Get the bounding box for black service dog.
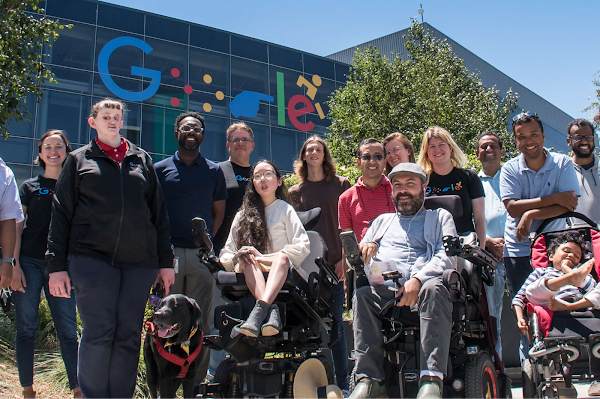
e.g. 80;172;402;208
144;294;205;398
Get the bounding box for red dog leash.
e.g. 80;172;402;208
145;321;204;379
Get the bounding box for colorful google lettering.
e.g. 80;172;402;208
98;36;326;133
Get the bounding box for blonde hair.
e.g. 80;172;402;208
293;135;337;183
417;126;467;176
382;132;415;174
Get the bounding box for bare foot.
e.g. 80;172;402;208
548;296;569;312
73;387;82;398
22;386;36;398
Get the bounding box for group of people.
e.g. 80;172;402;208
1;99;599;399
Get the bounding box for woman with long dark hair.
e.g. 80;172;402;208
220;160;310;337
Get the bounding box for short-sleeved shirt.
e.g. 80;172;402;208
155;152;228;248
500;150;580;257
0;158;24;223
289;176;352;265
338;175;395;243
426;167;484;234
213;160;252;253
19;176;56;259
478;168;507;240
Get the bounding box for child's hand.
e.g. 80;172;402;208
568;258;594;287
517;318;529;336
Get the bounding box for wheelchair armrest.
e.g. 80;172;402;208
316;257;339;285
340;231;365;275
192;217;214;254
443;235;498;286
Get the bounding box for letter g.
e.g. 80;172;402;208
98;37;161;101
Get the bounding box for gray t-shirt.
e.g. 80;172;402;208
368;212;427;287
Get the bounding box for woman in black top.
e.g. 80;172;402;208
417;126;486;248
12;130;80;398
47;98;175;398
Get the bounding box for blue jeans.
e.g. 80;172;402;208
68;255;157;398
505;256;534;363
330;282;349;390
484;261;505;361
13;256;79;389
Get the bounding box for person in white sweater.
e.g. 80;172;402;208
220;160;310;338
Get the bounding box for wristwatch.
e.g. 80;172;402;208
0;258;15;267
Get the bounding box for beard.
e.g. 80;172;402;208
178;133;202;151
572;144;595;159
393;190;424;216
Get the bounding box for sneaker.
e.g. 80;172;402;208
589;380;600;396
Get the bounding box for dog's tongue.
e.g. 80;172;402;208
158;326;172;338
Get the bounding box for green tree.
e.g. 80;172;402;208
0;0;70;139
583;70;600;128
327;20;519;167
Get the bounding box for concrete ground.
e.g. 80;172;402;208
510;382;593;398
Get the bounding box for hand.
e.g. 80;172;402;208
334;259;346;282
516;211;533;242
567;257;594;287
240;246;262;257
517;318;529;336
485;237;504;262
10;264;26;293
554;191;578;211
0;262;12;289
359;242;378;265
229;91;275;118
396;277;422;307
48;271;72;298
155;268;175;296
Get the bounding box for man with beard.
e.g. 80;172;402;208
567;119;600;225
348;163;456;399
154;112;227;388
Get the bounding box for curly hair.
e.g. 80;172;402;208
293;135;337;183
235;160;289;253
546;232;585;259
174;111;205;135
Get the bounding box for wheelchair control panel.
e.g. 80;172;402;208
443;235;498;286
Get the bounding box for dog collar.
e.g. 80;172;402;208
164;324;198;355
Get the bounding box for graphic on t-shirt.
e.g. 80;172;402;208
426;181;463;195
38;187;53;195
236;174;250;182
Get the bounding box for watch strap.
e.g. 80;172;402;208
0;258;15;266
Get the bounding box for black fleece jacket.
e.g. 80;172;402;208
46;139;174;273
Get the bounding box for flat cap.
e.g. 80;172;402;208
388;162;427;183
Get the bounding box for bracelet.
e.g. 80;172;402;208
0;258;15;267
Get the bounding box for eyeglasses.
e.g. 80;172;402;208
571;134;595;143
229;138;253;144
360;154;384;162
386;146;405;158
512;112;537;122
180;125;204;133
253;170;277;181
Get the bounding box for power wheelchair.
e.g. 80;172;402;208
341;195;511;398
192;209;341;398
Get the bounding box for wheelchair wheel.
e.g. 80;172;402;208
522;359;538;399
214;358;240;398
466;353;498;398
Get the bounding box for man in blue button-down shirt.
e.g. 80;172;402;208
476;132;507;361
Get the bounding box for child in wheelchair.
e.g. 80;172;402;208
219;160;310;338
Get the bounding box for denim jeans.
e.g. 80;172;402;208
68;255;157;398
484;261;505;360
13;256;79;389
505;256;534;363
330;282;349;390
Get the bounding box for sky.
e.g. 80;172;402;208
103;0;600;122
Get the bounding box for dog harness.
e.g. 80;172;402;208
145;321;204;379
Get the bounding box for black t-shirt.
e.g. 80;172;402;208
213;160;251;253
426;168;484;234
19;175;56;260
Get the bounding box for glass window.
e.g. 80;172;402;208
142;84;189;110
269;66;306;125
95;28;145;80
190;25;229;54
141;105;180;155
44;22;95;71
189;48;229;97
91;99;141;145
270;127;304;173
7;94;36;138
200;115;229;162
5;163;33;186
45;0;97;24
145;15;188;44
231;36;267;63
143;38;188;88
303;54;335;80
45;65;92;94
97;4;144;34
36;91;91;145
335;63;351;82
93;73;142;100
1;138;34;165
309;76;335;114
189;91;229;117
230;57;270;123
269;46;302;72
246;123;270;165
306;113;331;136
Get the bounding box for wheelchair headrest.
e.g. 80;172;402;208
300;231;328;278
191;217;213;252
424;195;463;219
297;207;321;230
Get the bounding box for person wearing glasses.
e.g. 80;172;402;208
382;132;416;174
154;111;228;388
499;111;579;362
338;138;395;244
220;160;310;337
566;119;599;226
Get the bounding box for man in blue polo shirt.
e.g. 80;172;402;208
500;112;579;362
154;111;227;386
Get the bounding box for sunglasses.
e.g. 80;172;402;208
512;112;537;122
360;154;384;162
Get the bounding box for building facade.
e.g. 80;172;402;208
4;0;349;183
